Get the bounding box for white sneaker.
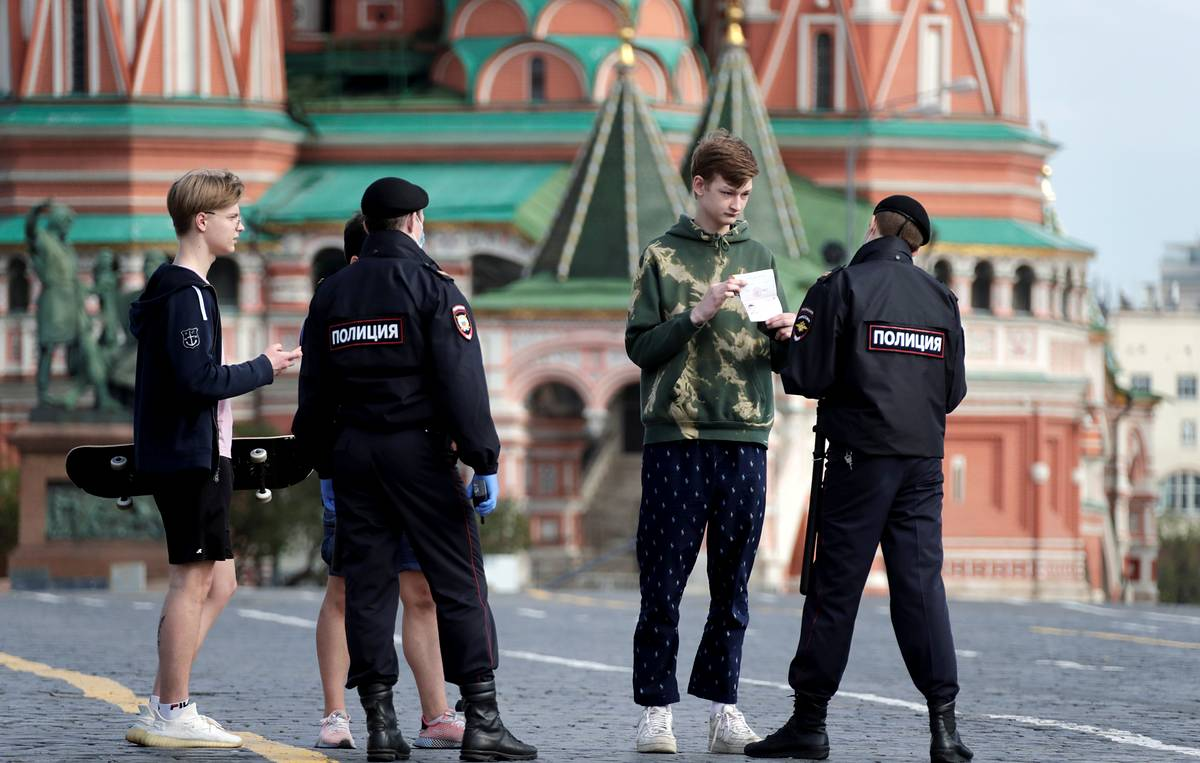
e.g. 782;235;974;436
133;703;243;748
124;703;156;744
708;705;762;754
316;710;356;749
636;705;677;754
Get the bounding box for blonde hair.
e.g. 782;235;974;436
167;169;244;235
874;210;923;252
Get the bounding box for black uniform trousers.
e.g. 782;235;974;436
788;443;959;707
333;426;498;690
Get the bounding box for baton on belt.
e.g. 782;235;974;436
799;426;826;595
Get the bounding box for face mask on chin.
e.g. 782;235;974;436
418;230;426;249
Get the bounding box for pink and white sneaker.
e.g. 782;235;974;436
315;710;356;749
413;709;464;749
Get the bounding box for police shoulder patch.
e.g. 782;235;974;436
452;305;473;340
792;311;812;342
866;322;945;358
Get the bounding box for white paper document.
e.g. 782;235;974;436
737;269;782;322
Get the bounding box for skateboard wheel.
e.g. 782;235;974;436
256;488;272;503
110;456;128;471
116;496;132;510
249;448;267;464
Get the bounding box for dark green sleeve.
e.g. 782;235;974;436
625;250;702;370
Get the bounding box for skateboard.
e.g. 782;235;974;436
65;435;312;510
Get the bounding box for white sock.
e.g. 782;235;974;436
149;694;159;707
156;699;191;721
711;702;727;716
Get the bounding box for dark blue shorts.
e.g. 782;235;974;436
322;503;420;577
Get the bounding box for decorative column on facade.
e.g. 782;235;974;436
239;254;266;315
1047;267;1064;320
1031;263;1054;319
950;258;974;315
264;239;313;313
1068;284;1086;325
119;251;145;293
990;259;1015;318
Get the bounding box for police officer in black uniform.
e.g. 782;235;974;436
746;196;972;763
293;177;536;762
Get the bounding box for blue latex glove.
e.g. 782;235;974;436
469;473;499;517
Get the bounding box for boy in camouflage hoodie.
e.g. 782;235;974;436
626;131;795;754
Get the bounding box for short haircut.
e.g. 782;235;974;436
875;210;924;252
363;214;410;234
166;169;244;235
344;212;367;263
689;129;759;188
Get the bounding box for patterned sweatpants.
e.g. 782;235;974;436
632;440;767;706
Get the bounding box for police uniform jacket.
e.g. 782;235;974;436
293;230;499;477
782;235;966;458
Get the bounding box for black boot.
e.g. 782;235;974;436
929;700;973;763
744;695;830;760
459;680;537;761
358;683;410;762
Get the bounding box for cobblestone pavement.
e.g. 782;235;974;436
2;585;1198;762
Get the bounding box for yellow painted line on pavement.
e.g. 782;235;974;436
1031;626;1200;650
0;650;336;762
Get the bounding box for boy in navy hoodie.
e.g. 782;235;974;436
126;169;300;748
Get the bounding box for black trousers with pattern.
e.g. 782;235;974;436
633;440;767;706
787;444;960;706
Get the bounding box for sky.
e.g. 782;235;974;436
1024;0;1200;304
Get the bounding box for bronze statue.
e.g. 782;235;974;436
24;201;116;411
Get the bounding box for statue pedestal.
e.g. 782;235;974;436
6;423;168;589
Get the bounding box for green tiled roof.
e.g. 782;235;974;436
441;0;698;38
686;42;814;272
0;102;302;135
532;67;688;280
447;36;693;99
248;162;569;241
772;118;1055;147
306;107;698;142
0;214;176;246
789;175;874;255
933;218;1093;252
473;274;631;311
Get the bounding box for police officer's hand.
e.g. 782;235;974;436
266;343;302;376
691;276;745;325
765;312;796;341
469;473;499;517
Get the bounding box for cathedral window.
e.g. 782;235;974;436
933;259;952;288
971;261;993;313
1013;265;1034;314
531;55;546;102
7;258;30;313
814;32;833;111
208;257;240;309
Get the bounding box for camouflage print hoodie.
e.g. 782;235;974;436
625;215;789;447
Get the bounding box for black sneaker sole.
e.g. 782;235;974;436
460;752;538;761
745;747;829;760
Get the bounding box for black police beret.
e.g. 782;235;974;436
361;177;429;219
874;194;930;245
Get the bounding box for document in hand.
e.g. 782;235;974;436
737;269;783;322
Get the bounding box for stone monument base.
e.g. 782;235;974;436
6;423;168;589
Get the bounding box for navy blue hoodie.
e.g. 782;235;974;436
130;263;273;475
